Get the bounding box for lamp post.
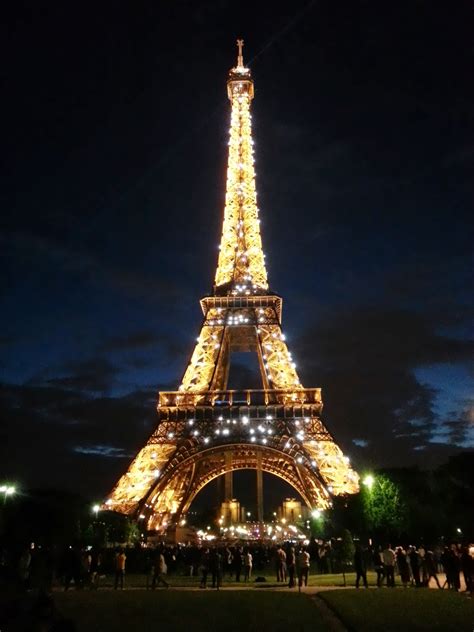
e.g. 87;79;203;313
362;474;375;490
0;485;16;504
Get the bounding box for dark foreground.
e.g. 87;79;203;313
3;588;473;632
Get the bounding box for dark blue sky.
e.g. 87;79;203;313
1;1;472;500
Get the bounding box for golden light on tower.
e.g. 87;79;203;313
103;41;359;532
215;41;267;291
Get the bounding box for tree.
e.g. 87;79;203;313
362;474;406;539
98;511;141;546
337;529;355;586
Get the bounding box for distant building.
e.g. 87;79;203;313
220;499;243;524
278;498;309;522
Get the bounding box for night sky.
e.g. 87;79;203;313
1;2;473;506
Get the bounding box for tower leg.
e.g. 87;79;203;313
225;452;233;500
256;452;264;524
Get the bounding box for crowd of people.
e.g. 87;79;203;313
193;544;311;589
2;538;473;593
362;543;474;591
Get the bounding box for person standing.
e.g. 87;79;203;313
408;546;421;587
114;548;126;590
225;547;233;577
287;547;296;588
199;548;210;589
243;549;253;582
233;547;243;582
382;545;396;587
354;544;368;588
418;544;428;585
297;547;310;588
276;546;287;582
461;546;473;594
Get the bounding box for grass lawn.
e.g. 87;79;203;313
54;591;329;632
320;588;474;632
79;570;378;589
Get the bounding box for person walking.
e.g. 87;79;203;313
382;545;396;587
63;546;81;591
114;548;126;590
354;544;368;588
89;548;102;590
408;546;421;587
372;546;385;587
425;550;442;589
396;547;410;587
210;548;222;590
152;547;170;589
297;547;310;588
18;546;32;592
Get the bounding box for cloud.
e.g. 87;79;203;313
294;305;473;467
96;330;188;360
298;307;473;372
45;358;122;393
0;382;157;496
73;445;133;458
1;231;180;301
0;336;18;347
97;331;162;353
435;405;474;447
353;439;369;448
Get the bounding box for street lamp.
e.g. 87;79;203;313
92;504;100;517
362;474;375;490
0;485;16;502
311;509;321;519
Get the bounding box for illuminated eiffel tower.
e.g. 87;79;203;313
104;41;359;533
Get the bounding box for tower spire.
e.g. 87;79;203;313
215;41;268;294
236;38;244;68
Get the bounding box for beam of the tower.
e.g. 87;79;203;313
214;40;268;293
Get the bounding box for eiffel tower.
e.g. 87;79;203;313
104;41;359;533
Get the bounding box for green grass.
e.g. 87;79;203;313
54;591;330;632
319;588;474;632
76;570;378;589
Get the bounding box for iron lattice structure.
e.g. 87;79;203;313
104;42;359;531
